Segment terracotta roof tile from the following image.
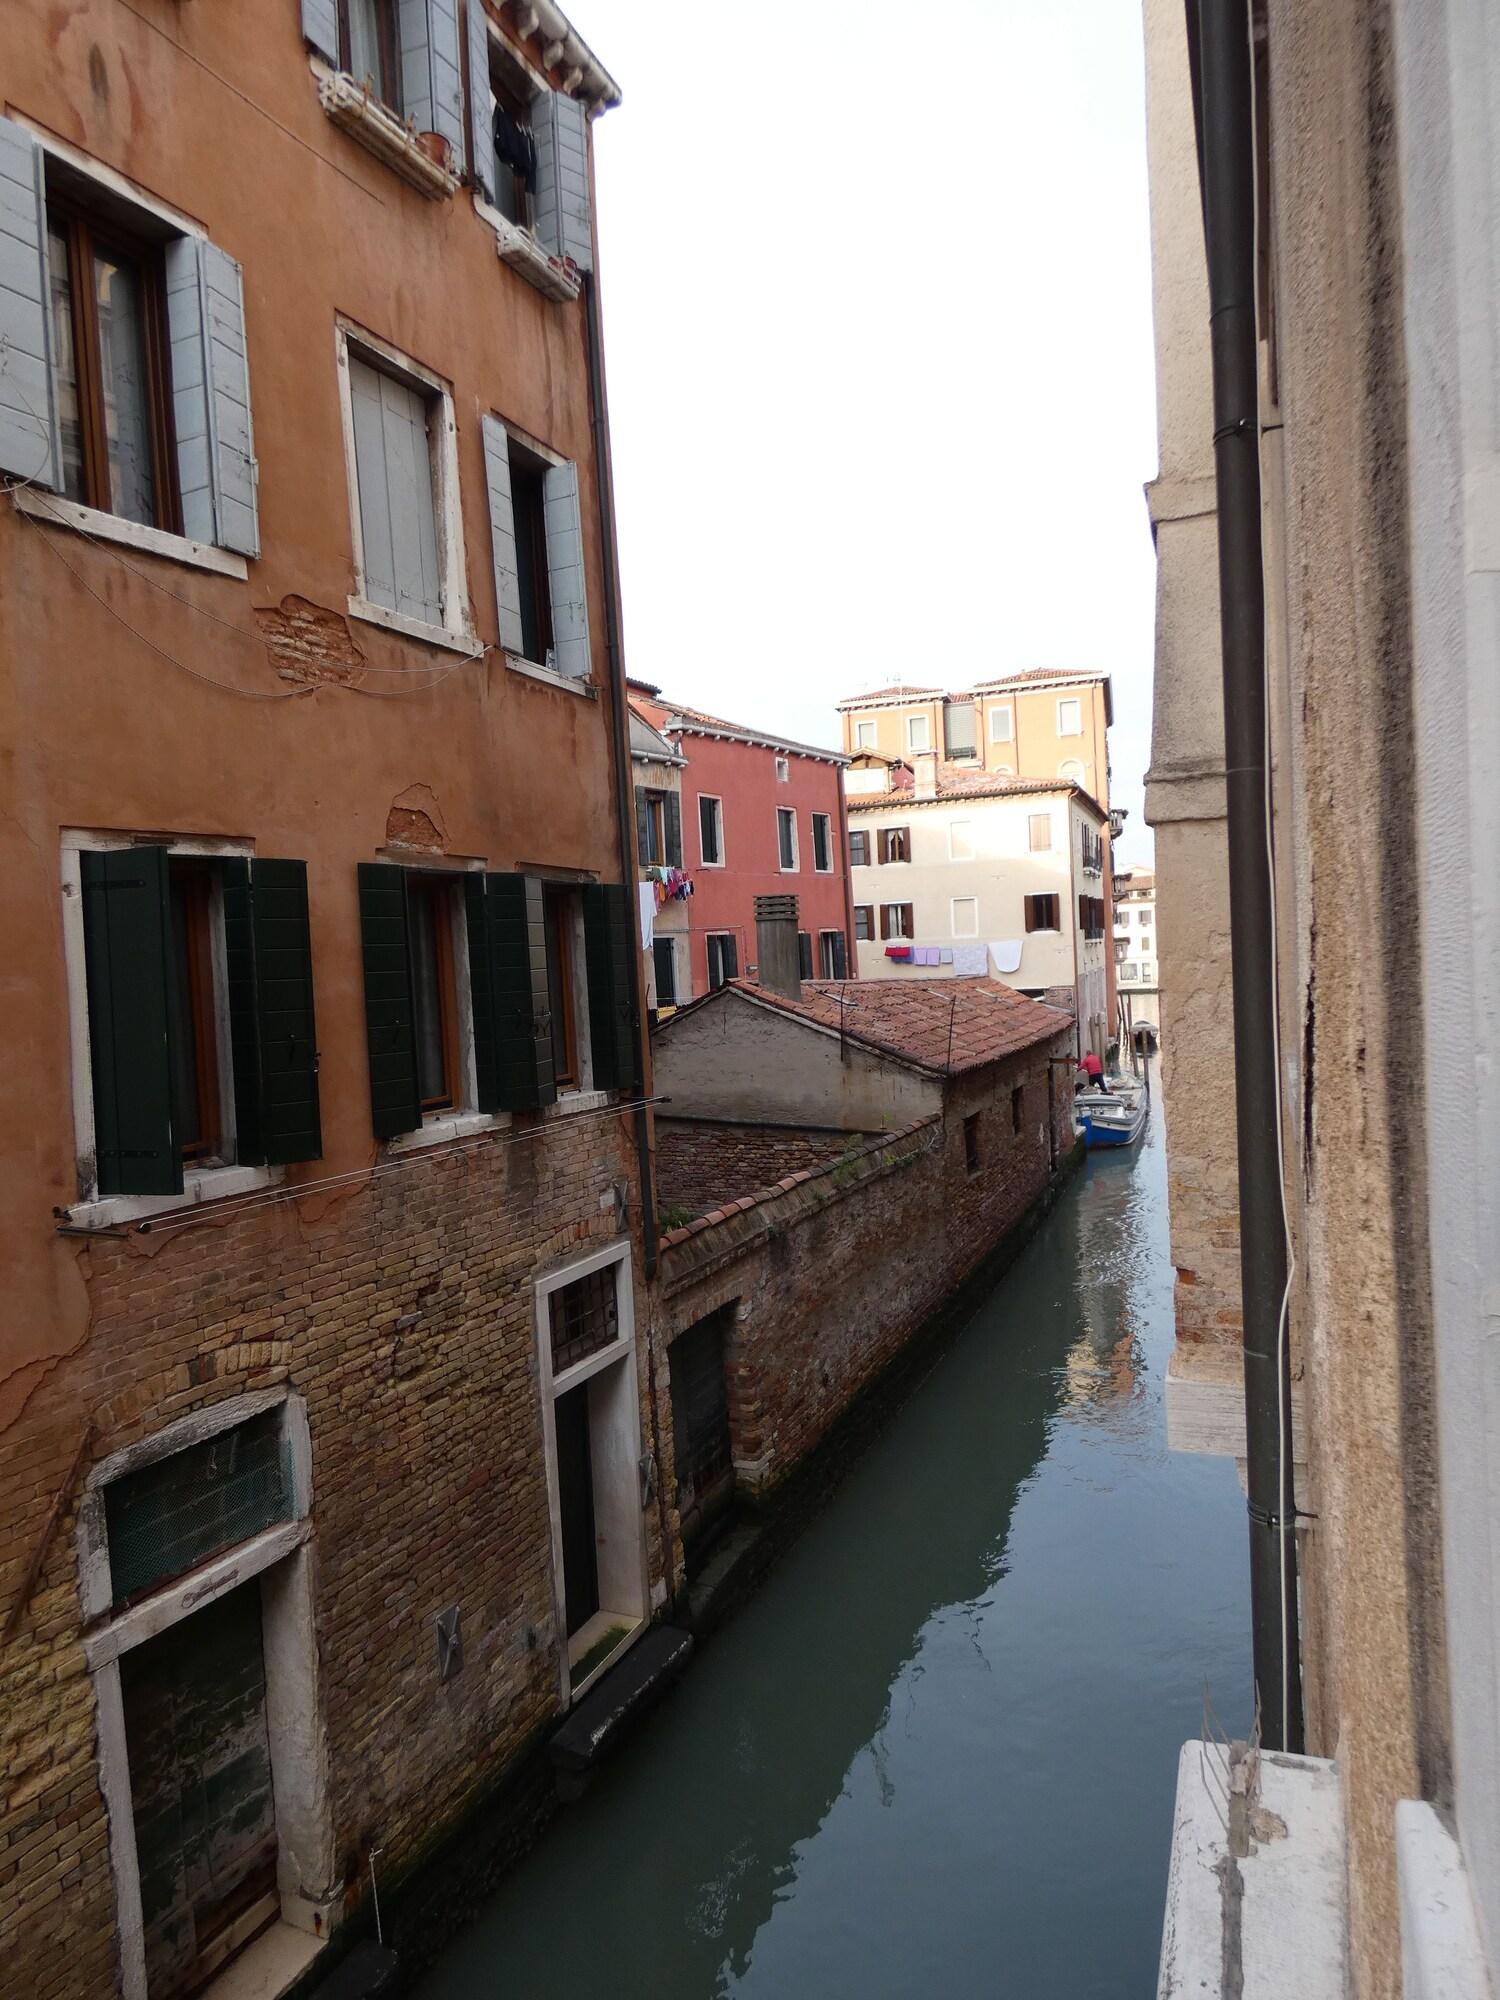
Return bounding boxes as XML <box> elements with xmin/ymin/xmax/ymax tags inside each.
<box><xmin>845</xmin><ymin>761</ymin><xmax>1106</xmax><ymax>814</ymax></box>
<box><xmin>726</xmin><ymin>977</ymin><xmax>1072</xmax><ymax>1074</ymax></box>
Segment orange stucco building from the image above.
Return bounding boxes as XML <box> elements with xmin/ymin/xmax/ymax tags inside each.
<box><xmin>0</xmin><ymin>6</ymin><xmax>671</xmax><ymax>1995</ymax></box>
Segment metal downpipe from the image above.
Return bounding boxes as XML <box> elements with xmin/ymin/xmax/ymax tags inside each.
<box><xmin>1196</xmin><ymin>0</ymin><xmax>1304</xmax><ymax>1752</ymax></box>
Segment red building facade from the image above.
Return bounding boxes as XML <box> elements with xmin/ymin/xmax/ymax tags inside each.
<box><xmin>631</xmin><ymin>689</ymin><xmax>855</xmax><ymax>996</ymax></box>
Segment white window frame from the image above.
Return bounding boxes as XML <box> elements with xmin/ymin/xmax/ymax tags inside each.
<box><xmin>78</xmin><ymin>1389</ymin><xmax>336</xmax><ymax>2000</ymax></box>
<box><xmin>854</xmin><ymin>718</ymin><xmax>877</xmax><ymax>750</ymax></box>
<box><xmin>776</xmin><ymin>805</ymin><xmax>799</xmax><ymax>872</ymax></box>
<box><xmin>775</xmin><ymin>755</ymin><xmax>790</xmax><ymax>783</ymax></box>
<box><xmin>334</xmin><ymin>319</ymin><xmax>475</xmax><ymax>653</ymax></box>
<box><xmin>706</xmin><ymin>931</ymin><xmax>737</xmax><ymax>988</ymax></box>
<box><xmin>1059</xmin><ymin>758</ymin><xmax>1087</xmax><ymax>784</ymax></box>
<box><xmin>533</xmin><ymin>1240</ymin><xmax>649</xmax><ymax>1702</ymax></box>
<box><xmin>811</xmin><ymin>811</ymin><xmax>833</xmax><ymax>873</ymax></box>
<box><xmin>906</xmin><ymin>713</ymin><xmax>931</xmax><ymax>752</ymax></box>
<box><xmin>1056</xmin><ymin>696</ymin><xmax>1083</xmax><ymax>737</ymax></box>
<box><xmin>59</xmin><ymin>829</ymin><xmax>285</xmax><ymax>1229</ymax></box>
<box><xmin>949</xmin><ymin>820</ymin><xmax>975</xmax><ymax>862</ymax></box>
<box><xmin>1028</xmin><ymin>812</ymin><xmax>1053</xmax><ymax>853</ymax></box>
<box><xmin>951</xmin><ymin>896</ymin><xmax>979</xmax><ymax>939</ymax></box>
<box><xmin>989</xmin><ymin>704</ymin><xmax>1014</xmax><ymax>744</ymax></box>
<box><xmin>698</xmin><ymin>794</ymin><xmax>725</xmax><ymax>868</ymax></box>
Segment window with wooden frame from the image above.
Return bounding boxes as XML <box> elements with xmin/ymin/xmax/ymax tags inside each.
<box><xmin>853</xmin><ymin>904</ymin><xmax>874</xmax><ymax>942</ymax></box>
<box><xmin>507</xmin><ymin>441</ymin><xmax>554</xmax><ymax>667</ymax></box>
<box><xmin>487</xmin><ymin>46</ymin><xmax>537</xmax><ymax>227</ymax></box>
<box><xmin>818</xmin><ymin>930</ymin><xmax>847</xmax><ymax>978</ymax></box>
<box><xmin>642</xmin><ymin>792</ymin><xmax>667</xmax><ymax>867</ymax></box>
<box><xmin>878</xmin><ymin>826</ymin><xmax>910</xmax><ymax>865</ymax></box>
<box><xmin>698</xmin><ymin>795</ymin><xmax>723</xmax><ymax>867</ymax></box>
<box><xmin>776</xmin><ymin>807</ymin><xmax>798</xmax><ymax>871</ymax></box>
<box><xmin>407</xmin><ymin>872</ymin><xmax>464</xmax><ymax>1113</ymax></box>
<box><xmin>165</xmin><ymin>859</ymin><xmax>224</xmax><ymax>1162</ymax></box>
<box><xmin>46</xmin><ymin>192</ymin><xmax>179</xmax><ymax>532</ymax></box>
<box><xmin>964</xmin><ymin>1112</ymin><xmax>981</xmax><ymax>1176</ymax></box>
<box><xmin>879</xmin><ymin>903</ymin><xmax>914</xmax><ymax>940</ymax></box>
<box><xmin>706</xmin><ymin>932</ymin><xmax>738</xmax><ymax>990</ymax></box>
<box><xmin>339</xmin><ymin>0</ymin><xmax>401</xmax><ymax>111</ymax></box>
<box><xmin>1028</xmin><ymin>812</ymin><xmax>1052</xmax><ymax>852</ymax></box>
<box><xmin>1025</xmin><ymin>893</ymin><xmax>1060</xmax><ymax>933</ymax></box>
<box><xmin>849</xmin><ymin>828</ymin><xmax>870</xmax><ymax>868</ymax></box>
<box><xmin>543</xmin><ymin>885</ymin><xmax>580</xmax><ymax>1088</ymax></box>
<box><xmin>811</xmin><ymin>812</ymin><xmax>832</xmax><ymax>872</ymax></box>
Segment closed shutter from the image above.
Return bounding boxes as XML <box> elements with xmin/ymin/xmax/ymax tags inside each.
<box><xmin>465</xmin><ymin>0</ymin><xmax>496</xmax><ymax>200</ymax></box>
<box><xmin>401</xmin><ymin>0</ymin><xmax>466</xmax><ymax>160</ymax></box>
<box><xmin>350</xmin><ymin>355</ymin><xmax>443</xmax><ymax>625</ymax></box>
<box><xmin>481</xmin><ymin>874</ymin><xmax>555</xmax><ymax>1110</ymax></box>
<box><xmin>582</xmin><ymin>883</ymin><xmax>636</xmax><ymax>1092</ymax></box>
<box><xmin>163</xmin><ymin>240</ymin><xmax>260</xmax><ymax>557</ymax></box>
<box><xmin>543</xmin><ymin>460</ymin><xmax>590</xmax><ymax>678</ymax></box>
<box><xmin>300</xmin><ymin>0</ymin><xmax>340</xmax><ymax>62</ymax></box>
<box><xmin>80</xmin><ymin>847</ymin><xmax>181</xmax><ymax>1197</ymax></box>
<box><xmin>0</xmin><ymin>118</ymin><xmax>59</xmax><ymax>487</ymax></box>
<box><xmin>531</xmin><ymin>89</ymin><xmax>592</xmax><ymax>268</ymax></box>
<box><xmin>829</xmin><ymin>932</ymin><xmax>847</xmax><ymax>978</ymax></box>
<box><xmin>480</xmin><ymin>414</ymin><xmax>524</xmax><ymax>653</ymax></box>
<box><xmin>798</xmin><ymin>932</ymin><xmax>813</xmax><ymax>980</ymax></box>
<box><xmin>664</xmin><ymin>792</ymin><xmax>683</xmax><ymax>868</ymax></box>
<box><xmin>231</xmin><ymin>859</ymin><xmax>321</xmax><ymax>1165</ymax></box>
<box><xmin>634</xmin><ymin>786</ymin><xmax>650</xmax><ymax>866</ymax></box>
<box><xmin>463</xmin><ymin>873</ymin><xmax>498</xmax><ymax>1113</ymax></box>
<box><xmin>357</xmin><ymin>863</ymin><xmax>422</xmax><ymax>1139</ymax></box>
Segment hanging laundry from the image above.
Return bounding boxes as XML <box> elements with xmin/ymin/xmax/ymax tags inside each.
<box><xmin>940</xmin><ymin>948</ymin><xmax>954</xmax><ymax>964</ymax></box>
<box><xmin>637</xmin><ymin>880</ymin><xmax>656</xmax><ymax>950</ymax></box>
<box><xmin>885</xmin><ymin>945</ymin><xmax>913</xmax><ymax>961</ymax></box>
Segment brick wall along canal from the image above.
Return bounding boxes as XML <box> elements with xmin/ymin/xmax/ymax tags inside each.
<box><xmin>416</xmin><ymin>1084</ymin><xmax>1252</xmax><ymax>1998</ymax></box>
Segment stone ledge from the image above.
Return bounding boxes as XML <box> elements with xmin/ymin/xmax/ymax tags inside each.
<box><xmin>1396</xmin><ymin>1800</ymin><xmax>1495</xmax><ymax>2000</ymax></box>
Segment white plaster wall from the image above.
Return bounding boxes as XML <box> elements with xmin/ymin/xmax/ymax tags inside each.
<box><xmin>1392</xmin><ymin>0</ymin><xmax>1500</xmax><ymax>1969</ymax></box>
<box><xmin>651</xmin><ymin>991</ymin><xmax>940</xmax><ymax>1131</ymax></box>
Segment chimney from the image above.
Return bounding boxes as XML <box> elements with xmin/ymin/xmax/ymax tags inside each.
<box><xmin>913</xmin><ymin>750</ymin><xmax>939</xmax><ymax>799</ymax></box>
<box><xmin>755</xmin><ymin>894</ymin><xmax>802</xmax><ymax>1001</ymax></box>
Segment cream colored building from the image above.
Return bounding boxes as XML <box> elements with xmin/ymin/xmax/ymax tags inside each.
<box><xmin>843</xmin><ymin>752</ymin><xmax>1108</xmax><ymax>1058</ymax></box>
<box><xmin>630</xmin><ymin>705</ymin><xmax>691</xmax><ymax>1016</ymax></box>
<box><xmin>1113</xmin><ymin>869</ymin><xmax>1158</xmax><ymax>1035</ymax></box>
<box><xmin>1144</xmin><ymin>1</ymin><xmax>1500</xmax><ymax>1995</ymax></box>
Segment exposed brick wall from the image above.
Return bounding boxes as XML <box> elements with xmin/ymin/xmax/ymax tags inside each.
<box><xmin>0</xmin><ymin>1114</ymin><xmax>655</xmax><ymax>2000</ymax></box>
<box><xmin>655</xmin><ymin>1119</ymin><xmax>856</xmax><ymax>1221</ymax></box>
<box><xmin>649</xmin><ymin>1035</ymin><xmax>1077</xmax><ymax>1595</ymax></box>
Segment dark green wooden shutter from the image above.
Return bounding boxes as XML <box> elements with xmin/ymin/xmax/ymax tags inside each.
<box><xmin>80</xmin><ymin>846</ymin><xmax>181</xmax><ymax>1197</ymax></box>
<box><xmin>249</xmin><ymin>860</ymin><xmax>321</xmax><ymax>1164</ymax></box>
<box><xmin>483</xmin><ymin>874</ymin><xmax>556</xmax><ymax>1111</ymax></box>
<box><xmin>664</xmin><ymin>792</ymin><xmax>683</xmax><ymax>868</ymax></box>
<box><xmin>357</xmin><ymin>863</ymin><xmax>422</xmax><ymax>1140</ymax></box>
<box><xmin>465</xmin><ymin>874</ymin><xmax>499</xmax><ymax>1115</ymax></box>
<box><xmin>222</xmin><ymin>859</ymin><xmax>264</xmax><ymax>1166</ymax></box>
<box><xmin>634</xmin><ymin>786</ymin><xmax>650</xmax><ymax>866</ymax></box>
<box><xmin>583</xmin><ymin>883</ymin><xmax>638</xmax><ymax>1093</ymax></box>
<box><xmin>798</xmin><ymin>931</ymin><xmax>813</xmax><ymax>980</ymax></box>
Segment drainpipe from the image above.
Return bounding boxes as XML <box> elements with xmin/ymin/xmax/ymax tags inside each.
<box><xmin>583</xmin><ymin>271</ymin><xmax>657</xmax><ymax>1285</ymax></box>
<box><xmin>1197</xmin><ymin>0</ymin><xmax>1303</xmax><ymax>1751</ymax></box>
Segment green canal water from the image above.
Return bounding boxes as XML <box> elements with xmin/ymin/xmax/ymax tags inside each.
<box><xmin>417</xmin><ymin>1088</ymin><xmax>1251</xmax><ymax>1998</ymax></box>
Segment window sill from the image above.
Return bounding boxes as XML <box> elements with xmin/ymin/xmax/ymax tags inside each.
<box><xmin>387</xmin><ymin>1110</ymin><xmax>502</xmax><ymax>1155</ymax></box>
<box><xmin>347</xmin><ymin>595</ymin><xmax>481</xmax><ymax>655</ymax></box>
<box><xmin>11</xmin><ymin>486</ymin><xmax>248</xmax><ymax>578</ymax></box>
<box><xmin>200</xmin><ymin>1916</ymin><xmax>326</xmax><ymax>2000</ymax></box>
<box><xmin>65</xmin><ymin>1163</ymin><xmax>283</xmax><ymax>1232</ymax></box>
<box><xmin>473</xmin><ymin>195</ymin><xmax>581</xmax><ymax>302</ymax></box>
<box><xmin>545</xmin><ymin>1088</ymin><xmax>612</xmax><ymax>1119</ymax></box>
<box><xmin>506</xmin><ymin>654</ymin><xmax>597</xmax><ymax>697</ymax></box>
<box><xmin>316</xmin><ymin>70</ymin><xmax>460</xmax><ymax>199</ymax></box>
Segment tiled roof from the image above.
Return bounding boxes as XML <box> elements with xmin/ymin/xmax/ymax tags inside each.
<box><xmin>833</xmin><ymin>684</ymin><xmax>944</xmax><ymax>710</ymax></box>
<box><xmin>629</xmin><ymin>694</ymin><xmax>845</xmax><ymax>765</ymax></box>
<box><xmin>845</xmin><ymin>761</ymin><xmax>1106</xmax><ymax>816</ymax></box>
<box><xmin>964</xmin><ymin>667</ymin><xmax>1111</xmax><ymax>691</ymax></box>
<box><xmin>724</xmin><ymin>976</ymin><xmax>1072</xmax><ymax>1075</ymax></box>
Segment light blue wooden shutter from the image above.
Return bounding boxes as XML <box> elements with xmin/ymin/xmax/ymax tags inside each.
<box><xmin>300</xmin><ymin>0</ymin><xmax>340</xmax><ymax>63</ymax></box>
<box><xmin>466</xmin><ymin>0</ymin><xmax>495</xmax><ymax>202</ymax></box>
<box><xmin>531</xmin><ymin>90</ymin><xmax>591</xmax><ymax>269</ymax></box>
<box><xmin>164</xmin><ymin>238</ymin><xmax>260</xmax><ymax>555</ymax></box>
<box><xmin>543</xmin><ymin>460</ymin><xmax>589</xmax><ymax>677</ymax></box>
<box><xmin>350</xmin><ymin>354</ymin><xmax>443</xmax><ymax>625</ymax></box>
<box><xmin>401</xmin><ymin>0</ymin><xmax>465</xmax><ymax>160</ymax></box>
<box><xmin>480</xmin><ymin>415</ymin><xmax>524</xmax><ymax>654</ymax></box>
<box><xmin>0</xmin><ymin>117</ymin><xmax>59</xmax><ymax>488</ymax></box>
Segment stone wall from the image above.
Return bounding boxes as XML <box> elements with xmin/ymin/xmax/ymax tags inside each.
<box><xmin>0</xmin><ymin>1113</ymin><xmax>652</xmax><ymax>2000</ymax></box>
<box><xmin>655</xmin><ymin>1119</ymin><xmax>855</xmax><ymax>1221</ymax></box>
<box><xmin>649</xmin><ymin>1036</ymin><xmax>1077</xmax><ymax>1594</ymax></box>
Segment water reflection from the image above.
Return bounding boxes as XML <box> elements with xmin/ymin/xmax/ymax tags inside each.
<box><xmin>417</xmin><ymin>1085</ymin><xmax>1250</xmax><ymax>1999</ymax></box>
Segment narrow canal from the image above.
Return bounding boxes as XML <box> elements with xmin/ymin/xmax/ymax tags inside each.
<box><xmin>418</xmin><ymin>1083</ymin><xmax>1251</xmax><ymax>1998</ymax></box>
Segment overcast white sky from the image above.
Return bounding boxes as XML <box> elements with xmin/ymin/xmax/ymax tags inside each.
<box><xmin>577</xmin><ymin>0</ymin><xmax>1159</xmax><ymax>867</ymax></box>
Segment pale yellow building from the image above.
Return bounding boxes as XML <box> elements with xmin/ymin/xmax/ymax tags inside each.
<box><xmin>843</xmin><ymin>752</ymin><xmax>1108</xmax><ymax>1058</ymax></box>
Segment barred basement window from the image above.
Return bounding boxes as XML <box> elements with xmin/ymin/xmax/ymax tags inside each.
<box><xmin>104</xmin><ymin>1407</ymin><xmax>292</xmax><ymax>1610</ymax></box>
<box><xmin>550</xmin><ymin>1264</ymin><xmax>621</xmax><ymax>1373</ymax></box>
